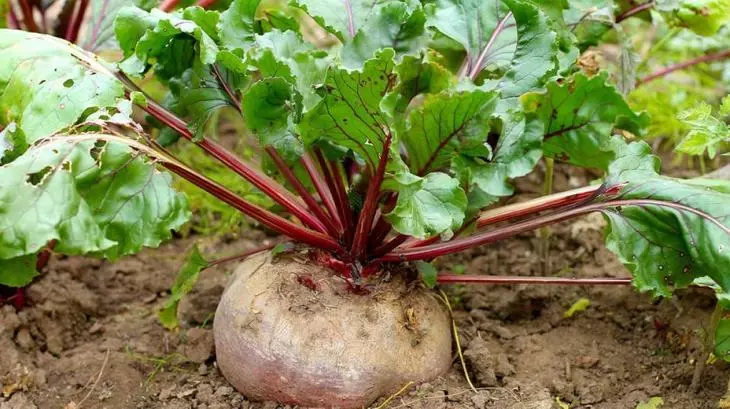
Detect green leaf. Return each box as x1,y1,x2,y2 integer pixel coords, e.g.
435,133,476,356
241,77,303,162
720,95,730,116
167,62,247,139
0,30,125,145
116,6,220,78
298,50,396,169
616,25,638,95
381,54,455,132
657,0,730,36
488,0,559,104
115,6,249,139
523,72,648,169
159,244,209,329
415,261,438,288
715,317,730,361
425,0,516,76
564,0,614,49
384,172,467,239
0,255,38,287
402,89,498,174
81,0,140,51
454,113,544,199
0,136,190,261
271,242,294,257
675,102,729,158
0,122,27,165
0,31,189,281
341,1,428,68
248,30,331,111
426,0,559,98
218,0,261,50
291,0,415,41
602,139,730,297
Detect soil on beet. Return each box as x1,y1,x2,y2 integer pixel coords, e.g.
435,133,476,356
1,164,728,409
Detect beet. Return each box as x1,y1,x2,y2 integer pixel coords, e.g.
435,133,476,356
214,252,452,408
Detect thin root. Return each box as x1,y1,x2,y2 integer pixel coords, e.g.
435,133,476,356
438,289,477,393
373,381,414,409
69,349,111,409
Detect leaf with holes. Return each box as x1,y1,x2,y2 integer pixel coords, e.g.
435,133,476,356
0,122,26,164
0,31,189,286
0,30,125,146
602,139,730,297
0,135,189,278
298,49,397,169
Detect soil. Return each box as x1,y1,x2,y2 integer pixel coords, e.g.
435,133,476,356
1,164,729,409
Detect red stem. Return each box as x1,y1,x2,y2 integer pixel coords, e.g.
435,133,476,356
7,3,20,29
65,0,89,43
615,1,654,23
163,161,342,252
159,0,180,12
376,198,690,262
371,234,408,258
330,158,354,243
315,150,353,244
266,147,340,239
468,11,512,80
17,0,38,32
437,275,632,285
195,0,218,8
35,240,57,271
638,49,730,85
367,193,398,248
142,99,328,234
351,133,392,258
302,153,342,232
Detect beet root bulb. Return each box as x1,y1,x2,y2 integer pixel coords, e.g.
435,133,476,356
214,252,452,408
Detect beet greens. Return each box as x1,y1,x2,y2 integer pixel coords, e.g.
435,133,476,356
2,0,730,348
